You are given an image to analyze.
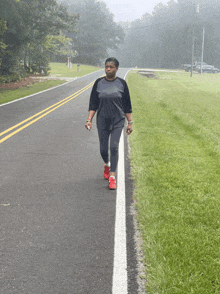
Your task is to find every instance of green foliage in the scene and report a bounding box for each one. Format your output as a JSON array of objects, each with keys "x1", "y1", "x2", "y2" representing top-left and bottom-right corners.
[
  {"x1": 67, "y1": 0, "x2": 125, "y2": 65},
  {"x1": 44, "y1": 35, "x2": 75, "y2": 63},
  {"x1": 0, "y1": 0, "x2": 79, "y2": 77},
  {"x1": 0, "y1": 0, "x2": 122, "y2": 76},
  {"x1": 0, "y1": 70, "x2": 26, "y2": 85},
  {"x1": 45, "y1": 35, "x2": 71, "y2": 55},
  {"x1": 111, "y1": 0, "x2": 220, "y2": 69},
  {"x1": 0, "y1": 19, "x2": 7, "y2": 70},
  {"x1": 0, "y1": 19, "x2": 7, "y2": 51},
  {"x1": 26, "y1": 44, "x2": 51, "y2": 75}
]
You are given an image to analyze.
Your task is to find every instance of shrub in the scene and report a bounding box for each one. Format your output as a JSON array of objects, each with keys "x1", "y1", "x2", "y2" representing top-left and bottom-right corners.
[{"x1": 0, "y1": 69, "x2": 27, "y2": 85}]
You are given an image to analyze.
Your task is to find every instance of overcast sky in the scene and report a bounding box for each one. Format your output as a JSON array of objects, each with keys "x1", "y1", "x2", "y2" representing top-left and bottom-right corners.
[{"x1": 102, "y1": 0, "x2": 170, "y2": 22}]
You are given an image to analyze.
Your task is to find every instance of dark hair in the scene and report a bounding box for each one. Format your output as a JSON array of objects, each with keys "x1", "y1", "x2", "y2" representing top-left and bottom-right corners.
[{"x1": 105, "y1": 57, "x2": 119, "y2": 68}]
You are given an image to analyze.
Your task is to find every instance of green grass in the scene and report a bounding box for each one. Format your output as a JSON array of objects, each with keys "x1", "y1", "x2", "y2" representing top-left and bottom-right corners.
[
  {"x1": 49, "y1": 62, "x2": 101, "y2": 77},
  {"x1": 127, "y1": 71, "x2": 220, "y2": 293},
  {"x1": 0, "y1": 79, "x2": 66, "y2": 105},
  {"x1": 0, "y1": 63, "x2": 101, "y2": 105}
]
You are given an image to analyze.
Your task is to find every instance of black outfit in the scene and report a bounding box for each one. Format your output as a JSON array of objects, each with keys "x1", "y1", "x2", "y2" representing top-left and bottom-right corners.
[{"x1": 89, "y1": 76, "x2": 132, "y2": 172}]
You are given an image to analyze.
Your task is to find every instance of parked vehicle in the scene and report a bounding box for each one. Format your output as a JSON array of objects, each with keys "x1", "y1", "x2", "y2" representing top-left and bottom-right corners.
[
  {"x1": 182, "y1": 62, "x2": 197, "y2": 71},
  {"x1": 182, "y1": 61, "x2": 207, "y2": 72},
  {"x1": 195, "y1": 64, "x2": 220, "y2": 73}
]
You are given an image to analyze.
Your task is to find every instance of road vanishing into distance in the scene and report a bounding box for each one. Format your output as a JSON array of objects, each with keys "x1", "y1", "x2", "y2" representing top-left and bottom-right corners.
[{"x1": 0, "y1": 69, "x2": 139, "y2": 293}]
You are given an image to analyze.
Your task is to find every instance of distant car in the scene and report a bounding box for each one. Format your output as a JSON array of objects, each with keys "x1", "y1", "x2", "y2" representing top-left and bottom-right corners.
[
  {"x1": 182, "y1": 61, "x2": 207, "y2": 72},
  {"x1": 195, "y1": 64, "x2": 220, "y2": 73}
]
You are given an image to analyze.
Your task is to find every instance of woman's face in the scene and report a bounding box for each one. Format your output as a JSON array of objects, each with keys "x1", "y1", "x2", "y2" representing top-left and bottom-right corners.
[{"x1": 105, "y1": 62, "x2": 118, "y2": 80}]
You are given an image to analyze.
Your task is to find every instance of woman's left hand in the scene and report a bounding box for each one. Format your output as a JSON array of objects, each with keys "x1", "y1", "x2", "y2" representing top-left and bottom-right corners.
[{"x1": 126, "y1": 124, "x2": 133, "y2": 135}]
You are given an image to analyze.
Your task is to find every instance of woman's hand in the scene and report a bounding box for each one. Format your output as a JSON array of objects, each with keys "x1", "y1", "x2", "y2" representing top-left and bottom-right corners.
[
  {"x1": 126, "y1": 124, "x2": 133, "y2": 135},
  {"x1": 85, "y1": 121, "x2": 92, "y2": 131}
]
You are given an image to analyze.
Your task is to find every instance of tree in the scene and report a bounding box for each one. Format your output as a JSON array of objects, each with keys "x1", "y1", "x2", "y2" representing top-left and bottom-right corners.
[
  {"x1": 44, "y1": 35, "x2": 74, "y2": 63},
  {"x1": 0, "y1": 19, "x2": 7, "y2": 67},
  {"x1": 68, "y1": 0, "x2": 125, "y2": 65},
  {"x1": 0, "y1": 0, "x2": 24, "y2": 75},
  {"x1": 0, "y1": 0, "x2": 79, "y2": 75},
  {"x1": 111, "y1": 0, "x2": 220, "y2": 69}
]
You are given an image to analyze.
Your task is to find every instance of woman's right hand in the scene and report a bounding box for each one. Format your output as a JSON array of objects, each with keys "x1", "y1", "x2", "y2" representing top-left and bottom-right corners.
[{"x1": 85, "y1": 121, "x2": 92, "y2": 131}]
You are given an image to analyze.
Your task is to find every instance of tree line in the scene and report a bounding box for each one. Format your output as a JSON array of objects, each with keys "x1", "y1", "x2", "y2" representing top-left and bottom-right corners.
[
  {"x1": 0, "y1": 0, "x2": 80, "y2": 81},
  {"x1": 1, "y1": 0, "x2": 220, "y2": 82},
  {"x1": 0, "y1": 0, "x2": 124, "y2": 82},
  {"x1": 66, "y1": 0, "x2": 124, "y2": 65},
  {"x1": 110, "y1": 0, "x2": 220, "y2": 69}
]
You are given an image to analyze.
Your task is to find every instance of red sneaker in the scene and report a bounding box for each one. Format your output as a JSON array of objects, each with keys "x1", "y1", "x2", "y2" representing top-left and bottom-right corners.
[
  {"x1": 109, "y1": 176, "x2": 117, "y2": 190},
  {"x1": 104, "y1": 165, "x2": 110, "y2": 180}
]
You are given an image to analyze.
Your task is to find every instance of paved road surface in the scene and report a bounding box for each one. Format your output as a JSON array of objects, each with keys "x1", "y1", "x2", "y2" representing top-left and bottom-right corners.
[{"x1": 0, "y1": 69, "x2": 138, "y2": 293}]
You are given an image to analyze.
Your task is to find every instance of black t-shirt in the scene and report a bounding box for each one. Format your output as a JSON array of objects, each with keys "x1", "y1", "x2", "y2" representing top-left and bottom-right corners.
[{"x1": 89, "y1": 76, "x2": 132, "y2": 129}]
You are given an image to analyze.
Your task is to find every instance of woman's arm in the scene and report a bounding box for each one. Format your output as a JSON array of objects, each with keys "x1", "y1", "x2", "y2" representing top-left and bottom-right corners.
[
  {"x1": 85, "y1": 110, "x2": 96, "y2": 131},
  {"x1": 86, "y1": 79, "x2": 100, "y2": 131},
  {"x1": 123, "y1": 80, "x2": 133, "y2": 135},
  {"x1": 87, "y1": 110, "x2": 96, "y2": 121},
  {"x1": 125, "y1": 113, "x2": 132, "y2": 122},
  {"x1": 125, "y1": 113, "x2": 133, "y2": 135}
]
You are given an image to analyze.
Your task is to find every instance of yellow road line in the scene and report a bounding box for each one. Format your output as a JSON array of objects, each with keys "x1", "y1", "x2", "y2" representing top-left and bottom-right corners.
[
  {"x1": 0, "y1": 81, "x2": 94, "y2": 144},
  {"x1": 0, "y1": 81, "x2": 94, "y2": 138}
]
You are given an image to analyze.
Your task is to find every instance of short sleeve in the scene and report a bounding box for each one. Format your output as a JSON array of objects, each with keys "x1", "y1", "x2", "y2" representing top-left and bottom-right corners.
[
  {"x1": 122, "y1": 80, "x2": 132, "y2": 113},
  {"x1": 89, "y1": 79, "x2": 100, "y2": 111}
]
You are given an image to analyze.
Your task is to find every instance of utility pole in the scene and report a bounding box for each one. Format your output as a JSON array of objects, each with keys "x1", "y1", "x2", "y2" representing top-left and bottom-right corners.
[
  {"x1": 191, "y1": 1, "x2": 200, "y2": 78},
  {"x1": 200, "y1": 27, "x2": 205, "y2": 74},
  {"x1": 190, "y1": 27, "x2": 195, "y2": 78}
]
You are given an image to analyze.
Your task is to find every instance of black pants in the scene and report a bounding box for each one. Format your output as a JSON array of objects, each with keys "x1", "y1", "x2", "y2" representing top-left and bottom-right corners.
[{"x1": 97, "y1": 127, "x2": 123, "y2": 173}]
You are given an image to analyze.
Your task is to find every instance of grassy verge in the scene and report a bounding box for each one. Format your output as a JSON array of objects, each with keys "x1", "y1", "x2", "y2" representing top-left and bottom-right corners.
[
  {"x1": 0, "y1": 63, "x2": 101, "y2": 105},
  {"x1": 49, "y1": 62, "x2": 101, "y2": 77},
  {"x1": 127, "y1": 71, "x2": 220, "y2": 293},
  {"x1": 0, "y1": 80, "x2": 66, "y2": 105}
]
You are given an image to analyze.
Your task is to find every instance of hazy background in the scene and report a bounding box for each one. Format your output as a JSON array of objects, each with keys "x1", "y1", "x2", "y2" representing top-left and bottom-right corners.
[
  {"x1": 101, "y1": 0, "x2": 170, "y2": 22},
  {"x1": 1, "y1": 0, "x2": 220, "y2": 75},
  {"x1": 61, "y1": 0, "x2": 171, "y2": 22}
]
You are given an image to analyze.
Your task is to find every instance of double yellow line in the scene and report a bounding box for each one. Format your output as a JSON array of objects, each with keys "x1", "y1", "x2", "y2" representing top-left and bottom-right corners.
[{"x1": 0, "y1": 80, "x2": 94, "y2": 144}]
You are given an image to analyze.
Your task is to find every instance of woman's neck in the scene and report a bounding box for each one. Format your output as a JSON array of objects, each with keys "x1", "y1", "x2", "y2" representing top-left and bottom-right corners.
[{"x1": 105, "y1": 75, "x2": 116, "y2": 81}]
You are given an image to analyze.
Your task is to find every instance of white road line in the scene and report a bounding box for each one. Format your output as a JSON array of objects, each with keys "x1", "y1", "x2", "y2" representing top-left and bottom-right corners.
[
  {"x1": 0, "y1": 70, "x2": 103, "y2": 108},
  {"x1": 112, "y1": 128, "x2": 127, "y2": 294},
  {"x1": 112, "y1": 68, "x2": 133, "y2": 294},
  {"x1": 0, "y1": 81, "x2": 71, "y2": 107}
]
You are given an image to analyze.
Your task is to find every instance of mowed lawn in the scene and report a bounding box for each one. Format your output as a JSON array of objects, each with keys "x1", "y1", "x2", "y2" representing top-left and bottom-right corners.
[
  {"x1": 49, "y1": 62, "x2": 101, "y2": 77},
  {"x1": 127, "y1": 71, "x2": 220, "y2": 293}
]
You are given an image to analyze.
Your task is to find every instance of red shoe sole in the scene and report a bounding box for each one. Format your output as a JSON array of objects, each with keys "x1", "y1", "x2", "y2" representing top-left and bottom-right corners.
[{"x1": 109, "y1": 186, "x2": 116, "y2": 190}]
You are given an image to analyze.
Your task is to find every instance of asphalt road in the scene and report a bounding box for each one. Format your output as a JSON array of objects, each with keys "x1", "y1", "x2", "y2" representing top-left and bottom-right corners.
[{"x1": 0, "y1": 69, "x2": 138, "y2": 293}]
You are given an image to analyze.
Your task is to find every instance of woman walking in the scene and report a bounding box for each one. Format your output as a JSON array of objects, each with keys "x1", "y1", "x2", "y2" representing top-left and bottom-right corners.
[{"x1": 85, "y1": 57, "x2": 133, "y2": 190}]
